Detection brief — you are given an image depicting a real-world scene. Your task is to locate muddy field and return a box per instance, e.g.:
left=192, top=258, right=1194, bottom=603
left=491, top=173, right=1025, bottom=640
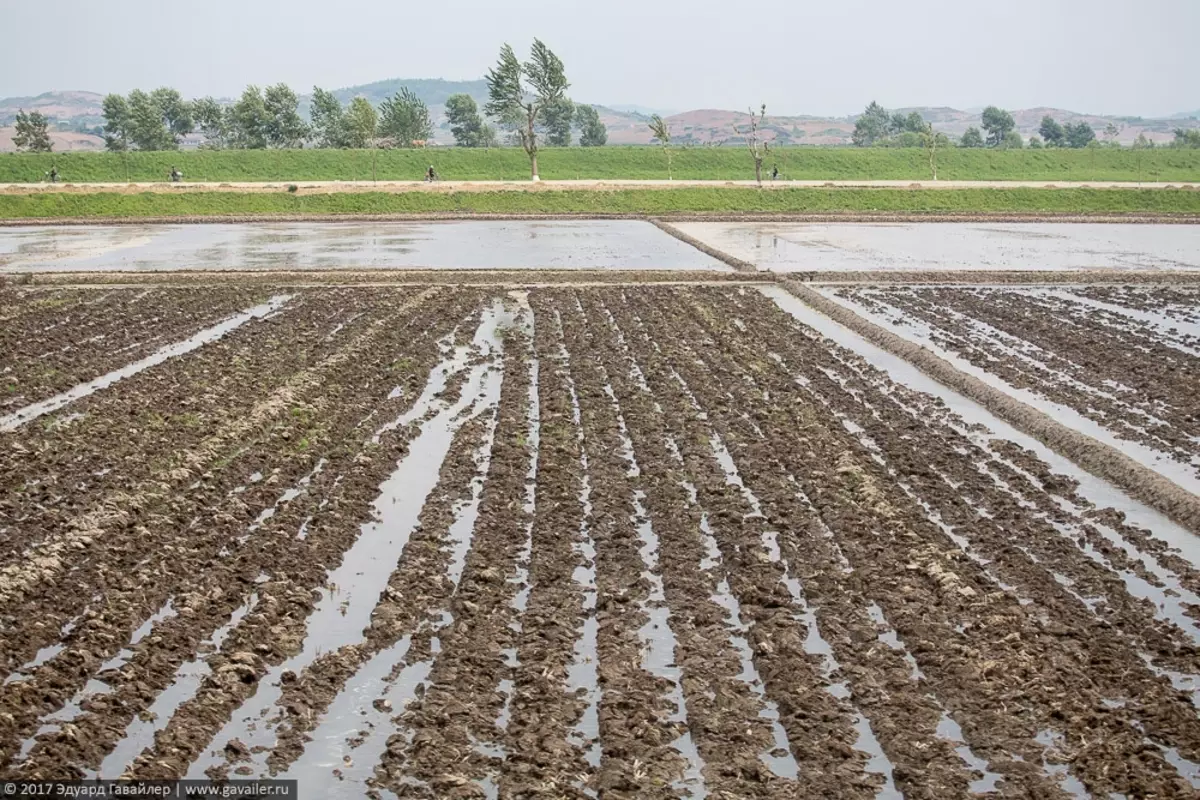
left=2, top=281, right=1199, bottom=798
left=825, top=286, right=1200, bottom=495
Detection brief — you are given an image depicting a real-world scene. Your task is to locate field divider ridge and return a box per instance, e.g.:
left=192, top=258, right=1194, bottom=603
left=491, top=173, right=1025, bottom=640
left=648, top=219, right=756, bottom=272
left=780, top=280, right=1200, bottom=535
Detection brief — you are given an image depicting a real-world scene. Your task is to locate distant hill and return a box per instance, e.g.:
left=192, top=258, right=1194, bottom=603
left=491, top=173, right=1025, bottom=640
left=2, top=84, right=1197, bottom=150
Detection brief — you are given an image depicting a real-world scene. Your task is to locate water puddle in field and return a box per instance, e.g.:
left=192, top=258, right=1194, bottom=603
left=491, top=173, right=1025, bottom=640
left=763, top=286, right=1200, bottom=573
left=191, top=303, right=509, bottom=781
left=1050, top=289, right=1200, bottom=355
left=0, top=295, right=292, bottom=431
left=4, top=615, right=81, bottom=685
left=98, top=600, right=179, bottom=676
left=1035, top=729, right=1090, bottom=798
left=237, top=459, right=327, bottom=545
left=814, top=287, right=1200, bottom=495
left=98, top=593, right=259, bottom=778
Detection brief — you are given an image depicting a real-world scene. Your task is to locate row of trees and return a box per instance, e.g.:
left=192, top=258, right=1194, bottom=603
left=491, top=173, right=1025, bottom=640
left=101, top=84, right=434, bottom=151
left=95, top=43, right=609, bottom=155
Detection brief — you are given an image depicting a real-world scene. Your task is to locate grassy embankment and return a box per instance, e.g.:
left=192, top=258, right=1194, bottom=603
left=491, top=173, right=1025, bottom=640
left=2, top=147, right=1199, bottom=183
left=2, top=187, right=1198, bottom=220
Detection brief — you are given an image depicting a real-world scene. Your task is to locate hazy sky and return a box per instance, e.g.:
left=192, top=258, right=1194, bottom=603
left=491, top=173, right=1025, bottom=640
left=3, top=0, right=1196, bottom=116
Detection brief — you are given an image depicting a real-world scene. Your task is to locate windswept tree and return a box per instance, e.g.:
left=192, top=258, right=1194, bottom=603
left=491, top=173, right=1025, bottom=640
left=576, top=104, right=606, bottom=147
left=539, top=97, right=575, bottom=146
left=13, top=109, right=52, bottom=152
left=980, top=106, right=1015, bottom=147
left=345, top=97, right=378, bottom=148
left=310, top=87, right=348, bottom=148
left=379, top=88, right=432, bottom=147
left=192, top=97, right=228, bottom=148
left=485, top=40, right=570, bottom=180
left=733, top=104, right=769, bottom=184
left=648, top=113, right=673, bottom=178
left=445, top=93, right=489, bottom=147
left=128, top=89, right=179, bottom=150
left=1039, top=115, right=1065, bottom=147
left=101, top=94, right=131, bottom=151
left=263, top=83, right=307, bottom=148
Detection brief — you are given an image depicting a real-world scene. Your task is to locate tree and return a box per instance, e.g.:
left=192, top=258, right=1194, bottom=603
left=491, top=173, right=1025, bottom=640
left=921, top=121, right=939, bottom=180
left=1104, top=122, right=1120, bottom=145
left=1002, top=130, right=1024, bottom=149
left=733, top=104, right=769, bottom=184
left=485, top=40, right=570, bottom=180
left=13, top=109, right=52, bottom=152
left=127, top=89, right=177, bottom=151
left=576, top=104, right=607, bottom=147
left=150, top=87, right=194, bottom=142
left=648, top=113, right=672, bottom=178
left=445, top=93, right=488, bottom=147
left=310, top=87, right=348, bottom=148
left=1039, top=115, right=1065, bottom=147
left=378, top=87, right=432, bottom=147
left=959, top=126, right=984, bottom=148
left=1064, top=121, right=1095, bottom=149
left=101, top=94, right=131, bottom=151
left=192, top=97, right=228, bottom=148
left=1132, top=133, right=1155, bottom=149
left=228, top=86, right=270, bottom=149
left=538, top=97, right=575, bottom=146
left=263, top=83, right=307, bottom=148
left=345, top=97, right=378, bottom=149
left=1172, top=128, right=1200, bottom=148
left=852, top=101, right=891, bottom=147
left=1028, top=135, right=1044, bottom=149
left=980, top=106, right=1015, bottom=147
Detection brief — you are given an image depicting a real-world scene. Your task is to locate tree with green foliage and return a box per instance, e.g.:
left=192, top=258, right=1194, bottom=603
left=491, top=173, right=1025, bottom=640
left=310, top=87, right=348, bottom=148
left=1172, top=128, right=1200, bottom=148
left=445, top=93, right=489, bottom=147
left=539, top=97, right=575, bottom=146
left=648, top=113, right=672, bottom=177
left=263, top=83, right=307, bottom=148
left=127, top=89, right=178, bottom=151
left=980, top=106, right=1015, bottom=147
left=1002, top=130, right=1024, bottom=149
left=959, top=126, right=984, bottom=148
left=378, top=87, right=432, bottom=147
left=151, top=88, right=194, bottom=142
left=345, top=97, right=378, bottom=148
left=192, top=97, right=228, bottom=148
left=228, top=86, right=270, bottom=149
left=576, top=104, right=607, bottom=147
left=13, top=109, right=52, bottom=152
left=1028, top=134, right=1044, bottom=149
left=1104, top=122, right=1120, bottom=145
left=852, top=101, right=892, bottom=146
left=1132, top=133, right=1154, bottom=149
left=485, top=40, right=570, bottom=180
left=1064, top=121, right=1095, bottom=148
left=101, top=94, right=131, bottom=151
left=1039, top=115, right=1065, bottom=147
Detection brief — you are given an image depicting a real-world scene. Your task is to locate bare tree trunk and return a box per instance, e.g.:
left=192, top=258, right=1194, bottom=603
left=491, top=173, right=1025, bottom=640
left=527, top=107, right=539, bottom=181
left=754, top=155, right=762, bottom=185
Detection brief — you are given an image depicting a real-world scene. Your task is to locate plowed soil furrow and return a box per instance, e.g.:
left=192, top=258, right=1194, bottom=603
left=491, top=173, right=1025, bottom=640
left=365, top=320, right=534, bottom=798
left=0, top=290, right=482, bottom=777
left=0, top=289, right=411, bottom=569
left=670, top=286, right=1200, bottom=797
left=835, top=286, right=1200, bottom=484
left=1073, top=286, right=1200, bottom=324
left=632, top=288, right=984, bottom=800
left=0, top=287, right=270, bottom=410
left=0, top=289, right=439, bottom=671
left=551, top=291, right=699, bottom=798
left=496, top=296, right=593, bottom=800
left=589, top=289, right=882, bottom=799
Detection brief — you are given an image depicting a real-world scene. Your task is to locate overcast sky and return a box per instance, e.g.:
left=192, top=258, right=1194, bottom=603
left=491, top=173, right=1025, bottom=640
left=3, top=0, right=1196, bottom=117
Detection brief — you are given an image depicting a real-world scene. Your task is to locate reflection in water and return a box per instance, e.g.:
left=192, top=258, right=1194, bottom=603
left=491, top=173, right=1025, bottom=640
left=0, top=221, right=724, bottom=272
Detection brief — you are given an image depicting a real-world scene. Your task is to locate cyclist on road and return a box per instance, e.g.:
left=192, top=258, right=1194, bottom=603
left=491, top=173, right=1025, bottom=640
left=426, top=165, right=438, bottom=182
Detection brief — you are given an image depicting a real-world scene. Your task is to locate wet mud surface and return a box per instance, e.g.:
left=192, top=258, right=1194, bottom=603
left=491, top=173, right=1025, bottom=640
left=830, top=286, right=1200, bottom=491
left=2, top=284, right=1199, bottom=798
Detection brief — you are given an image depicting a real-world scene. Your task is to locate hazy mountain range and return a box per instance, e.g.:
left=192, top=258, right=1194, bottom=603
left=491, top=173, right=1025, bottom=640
left=2, top=78, right=1197, bottom=151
